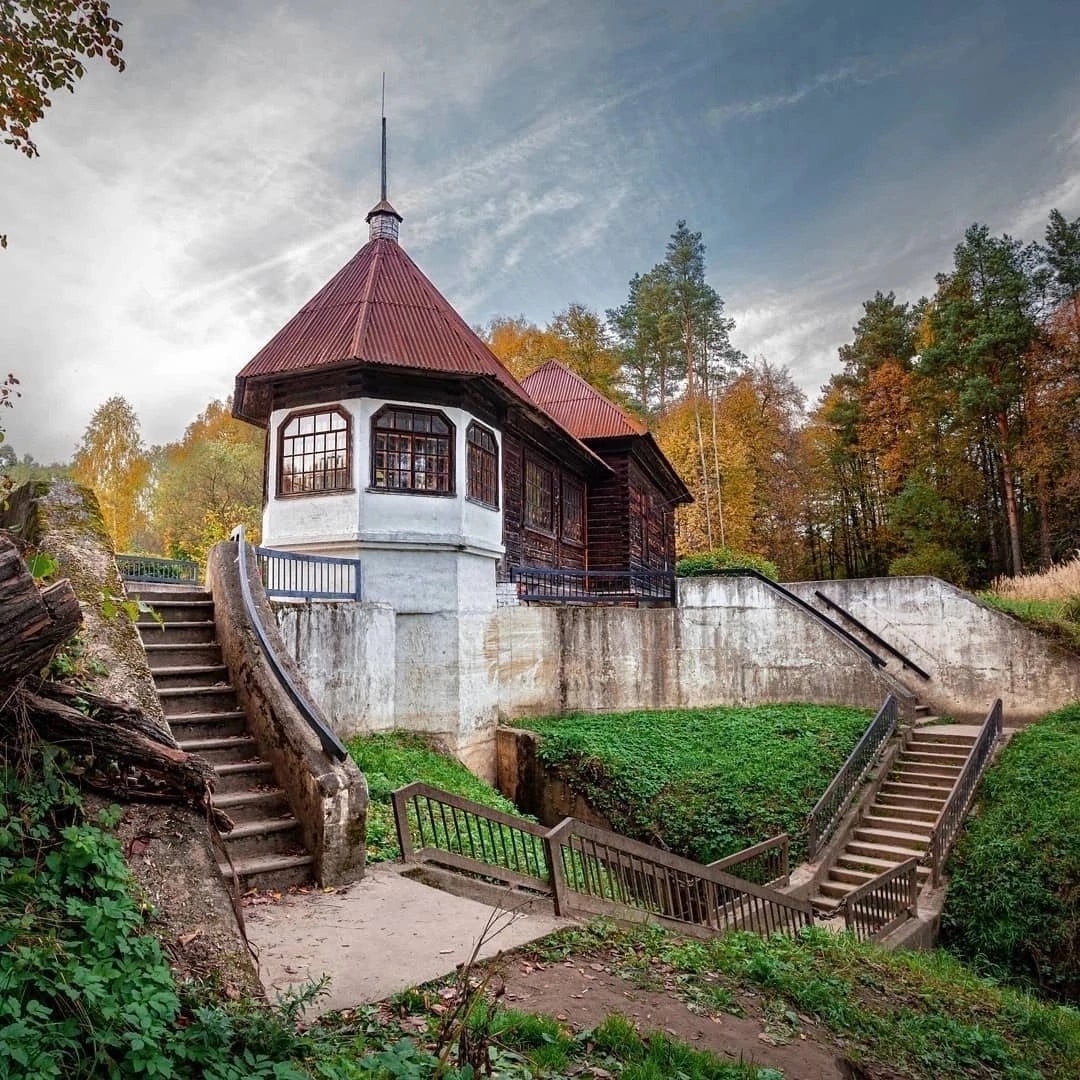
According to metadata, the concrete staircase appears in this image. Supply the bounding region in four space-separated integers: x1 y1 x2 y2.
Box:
134 586 315 891
809 726 977 916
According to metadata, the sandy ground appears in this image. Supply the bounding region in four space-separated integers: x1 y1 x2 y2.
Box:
243 864 568 1012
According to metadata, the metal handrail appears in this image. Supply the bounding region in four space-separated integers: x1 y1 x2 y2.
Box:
926 699 1003 885
254 545 362 601
509 564 676 603
709 569 886 668
709 833 789 887
231 526 348 762
117 553 200 585
814 590 931 680
840 857 919 940
806 695 899 859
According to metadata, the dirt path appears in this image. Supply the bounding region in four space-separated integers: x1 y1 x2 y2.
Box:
490 951 856 1079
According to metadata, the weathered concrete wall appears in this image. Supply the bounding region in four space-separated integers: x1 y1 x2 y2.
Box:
786 577 1080 721
275 600 396 737
209 543 368 884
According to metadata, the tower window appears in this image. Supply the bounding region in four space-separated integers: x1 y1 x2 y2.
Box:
371 406 454 494
278 407 351 496
466 422 499 509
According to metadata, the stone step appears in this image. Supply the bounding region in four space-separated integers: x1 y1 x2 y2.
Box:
853 827 929 851
909 732 977 749
818 878 860 900
221 817 305 861
846 837 928 862
871 798 939 823
879 779 950 800
861 813 933 837
138 599 216 624
131 588 211 604
151 664 230 689
219 852 315 893
214 788 292 825
176 735 260 765
890 768 956 790
875 791 945 815
142 642 223 668
214 760 276 794
895 757 963 778
138 620 217 645
168 711 247 741
830 865 877 886
836 851 930 878
902 748 970 766
158 685 238 717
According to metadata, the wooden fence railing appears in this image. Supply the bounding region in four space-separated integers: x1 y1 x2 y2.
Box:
391 783 814 939
709 833 789 887
841 857 919 940
927 698 1003 885
806 695 899 859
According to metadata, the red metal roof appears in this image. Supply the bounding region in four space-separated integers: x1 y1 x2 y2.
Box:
521 360 647 439
236 238 524 397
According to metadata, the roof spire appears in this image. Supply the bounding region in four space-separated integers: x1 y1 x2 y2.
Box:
366 73 403 242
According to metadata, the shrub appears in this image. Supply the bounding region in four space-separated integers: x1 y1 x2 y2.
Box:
888 544 969 585
941 703 1080 999
676 547 780 581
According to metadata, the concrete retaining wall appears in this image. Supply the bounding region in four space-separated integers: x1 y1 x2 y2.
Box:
786 577 1080 721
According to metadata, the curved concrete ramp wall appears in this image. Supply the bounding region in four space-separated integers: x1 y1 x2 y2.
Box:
787 577 1080 721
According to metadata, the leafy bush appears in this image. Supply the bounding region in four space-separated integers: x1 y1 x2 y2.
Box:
675 547 780 581
889 544 969 585
348 731 523 862
518 704 871 862
941 703 1080 999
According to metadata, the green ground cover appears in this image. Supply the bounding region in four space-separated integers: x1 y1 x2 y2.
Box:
941 702 1080 1000
978 594 1080 651
520 920 1080 1080
348 732 524 863
517 704 871 862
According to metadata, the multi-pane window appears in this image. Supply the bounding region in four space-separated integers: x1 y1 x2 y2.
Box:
371 406 453 493
561 478 585 543
466 422 499 508
278 408 351 495
524 458 554 532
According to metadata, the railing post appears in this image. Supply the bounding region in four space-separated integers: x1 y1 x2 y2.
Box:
543 818 574 917
393 787 417 863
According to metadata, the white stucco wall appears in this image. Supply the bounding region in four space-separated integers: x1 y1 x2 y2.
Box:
262 396 504 562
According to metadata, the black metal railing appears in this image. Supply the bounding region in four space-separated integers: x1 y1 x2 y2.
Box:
806 695 899 860
814 591 931 680
231 527 348 762
927 698 1003 885
508 565 676 604
254 545 362 601
841 857 919 940
116 553 200 585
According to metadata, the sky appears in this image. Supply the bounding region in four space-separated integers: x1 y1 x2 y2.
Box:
2 0 1079 463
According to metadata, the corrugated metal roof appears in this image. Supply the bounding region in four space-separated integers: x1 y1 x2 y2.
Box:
521 360 647 439
236 239 524 396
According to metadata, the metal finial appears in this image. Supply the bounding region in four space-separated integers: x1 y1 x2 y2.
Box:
380 73 387 202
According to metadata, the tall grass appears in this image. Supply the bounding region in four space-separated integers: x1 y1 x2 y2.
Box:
991 553 1080 602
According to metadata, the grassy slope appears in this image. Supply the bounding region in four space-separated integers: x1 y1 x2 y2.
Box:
348 731 523 862
941 702 1080 999
516 921 1080 1080
978 594 1080 652
517 704 871 862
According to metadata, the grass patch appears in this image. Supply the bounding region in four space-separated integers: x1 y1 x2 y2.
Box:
348 731 524 863
978 593 1080 652
941 702 1080 1000
516 704 871 862
525 920 1080 1079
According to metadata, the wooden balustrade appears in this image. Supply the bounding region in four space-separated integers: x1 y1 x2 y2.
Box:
841 858 919 940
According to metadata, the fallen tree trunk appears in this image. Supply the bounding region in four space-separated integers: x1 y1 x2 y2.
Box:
0 537 82 686
0 535 229 826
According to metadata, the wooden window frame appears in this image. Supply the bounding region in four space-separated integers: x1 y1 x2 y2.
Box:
560 476 586 546
276 406 352 498
523 456 555 534
370 405 455 496
466 422 499 509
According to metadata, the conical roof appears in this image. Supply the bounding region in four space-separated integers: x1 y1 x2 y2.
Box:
234 236 529 425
